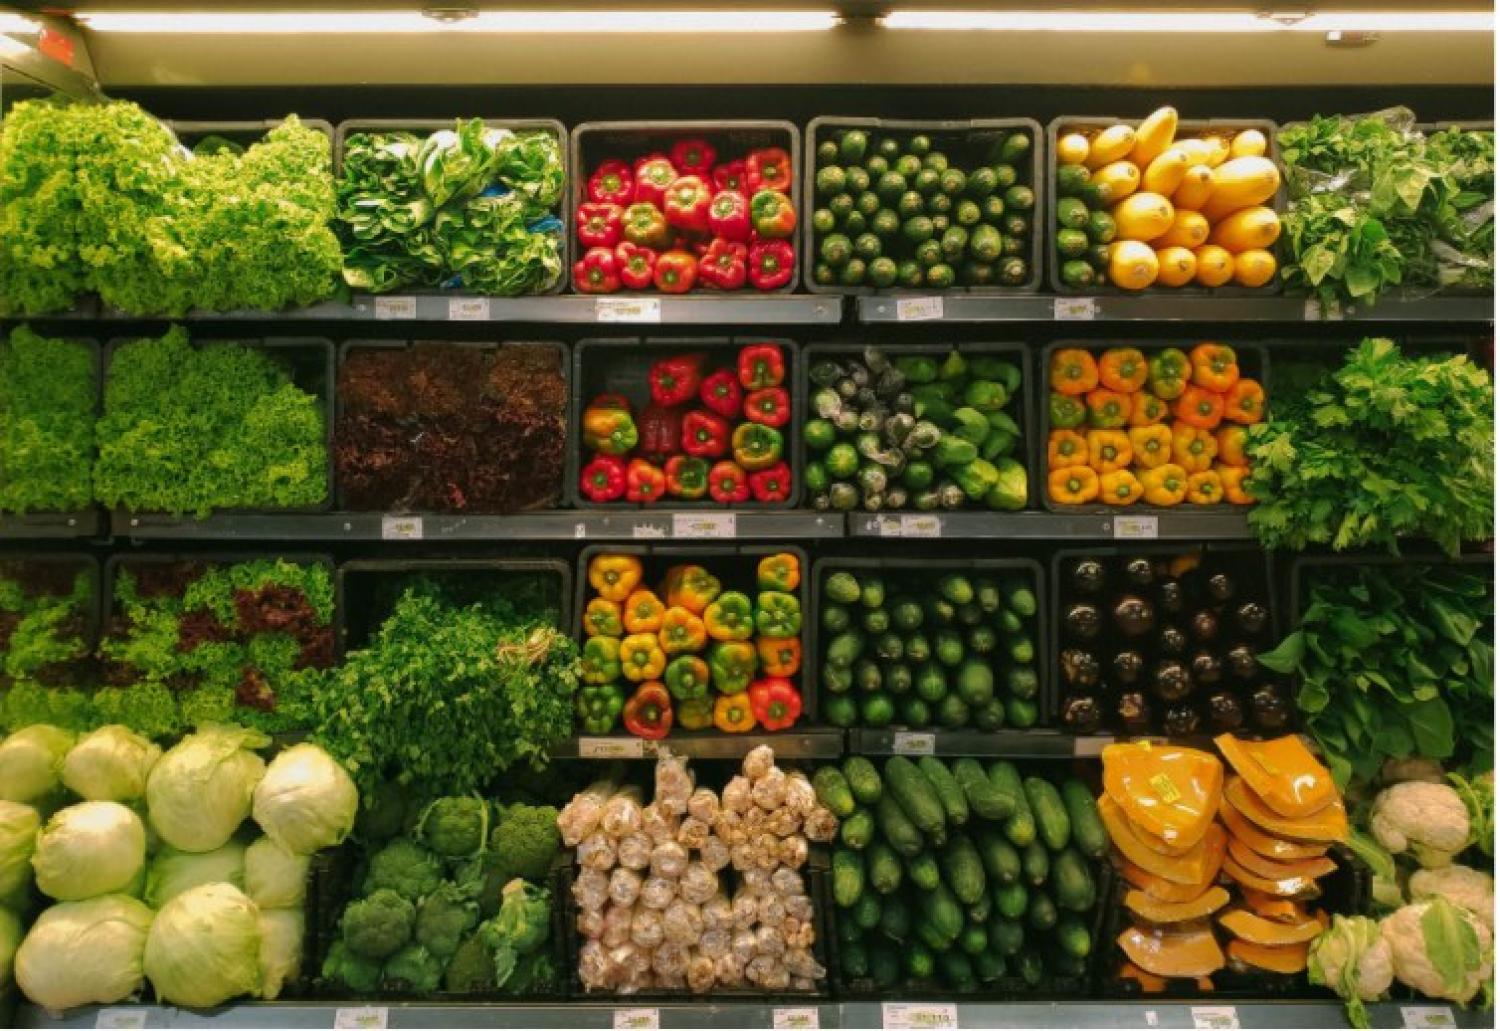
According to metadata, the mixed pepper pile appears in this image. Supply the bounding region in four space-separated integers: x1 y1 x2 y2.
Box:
579 345 792 506
573 138 798 294
1046 344 1265 508
577 552 806 737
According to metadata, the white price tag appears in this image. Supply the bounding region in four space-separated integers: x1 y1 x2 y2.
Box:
899 514 943 537
672 512 737 539
892 731 936 756
381 515 424 540
94 1010 148 1030
882 1002 958 1030
1190 1006 1240 1030
1054 296 1098 320
575 522 588 539
334 1007 390 1030
1073 736 1109 758
373 295 416 320
614 1008 661 1030
1303 297 1343 321
774 1008 821 1030
578 737 645 759
895 296 945 321
1144 1011 1159 1028
632 522 667 539
1402 1006 1457 1028
597 297 662 323
447 296 490 321
1114 514 1159 540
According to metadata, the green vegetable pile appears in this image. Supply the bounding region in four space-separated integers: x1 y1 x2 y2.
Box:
818 756 1103 993
337 119 565 296
819 567 1040 731
0 100 339 317
0 327 95 514
1279 109 1494 308
805 347 1028 513
1246 338 1493 555
0 560 92 691
1260 562 1493 787
95 327 329 516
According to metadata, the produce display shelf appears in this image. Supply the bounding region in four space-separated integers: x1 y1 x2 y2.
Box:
0 511 104 539
847 510 1254 540
849 728 1113 758
853 293 1496 324
553 729 845 760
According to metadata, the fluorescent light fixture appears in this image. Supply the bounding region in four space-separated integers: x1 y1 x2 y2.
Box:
882 9 1493 31
0 12 37 34
80 9 839 33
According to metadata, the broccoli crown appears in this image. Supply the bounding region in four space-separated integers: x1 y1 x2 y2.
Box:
341 887 415 961
505 949 558 996
416 880 480 959
487 804 561 883
419 796 491 858
363 838 444 901
357 780 408 842
322 940 383 992
443 933 498 993
381 942 444 994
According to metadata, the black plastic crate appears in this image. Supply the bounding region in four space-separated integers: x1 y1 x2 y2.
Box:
166 118 336 153
569 120 802 295
1046 115 1284 296
570 338 802 509
809 555 1049 732
0 551 101 685
334 339 571 514
801 116 1044 296
800 341 1039 513
102 335 336 516
0 334 101 521
1037 341 1271 516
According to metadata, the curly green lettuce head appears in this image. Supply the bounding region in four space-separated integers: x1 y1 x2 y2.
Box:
417 795 491 859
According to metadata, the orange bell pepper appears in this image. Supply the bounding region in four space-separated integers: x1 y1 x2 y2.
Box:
1189 343 1240 391
756 552 801 592
756 636 802 677
1139 463 1188 506
1223 378 1266 425
1128 425 1173 469
622 589 665 634
589 553 642 602
583 597 623 638
1049 348 1099 396
1215 424 1249 467
1128 392 1169 427
1171 421 1218 472
659 606 708 656
1187 469 1225 505
1217 464 1253 505
1086 388 1131 429
1048 466 1099 505
1048 429 1089 470
1174 384 1225 430
713 691 757 733
1086 429 1133 474
1099 469 1144 506
1098 347 1149 393
663 564 722 615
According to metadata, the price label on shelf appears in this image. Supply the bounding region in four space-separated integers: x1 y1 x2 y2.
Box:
334 1007 390 1030
373 295 416 320
614 1008 661 1030
597 297 662 323
1190 1006 1240 1030
1401 1006 1457 1028
380 515 424 541
773 1008 821 1030
632 521 668 539
1303 297 1344 321
94 1010 148 1030
899 514 943 537
447 296 490 321
892 731 936 756
1054 296 1098 320
578 737 646 759
673 512 737 538
895 296 944 321
1113 515 1159 540
881 1002 958 1029
1073 736 1109 758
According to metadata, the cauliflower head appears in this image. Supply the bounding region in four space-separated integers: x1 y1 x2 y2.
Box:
363 838 444 900
415 880 480 958
1410 866 1495 932
1309 914 1394 1028
1381 898 1493 1005
341 887 415 960
418 796 491 859
1371 781 1471 869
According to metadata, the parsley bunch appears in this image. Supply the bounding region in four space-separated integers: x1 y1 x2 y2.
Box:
0 327 96 513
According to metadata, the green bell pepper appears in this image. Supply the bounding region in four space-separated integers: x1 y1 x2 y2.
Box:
933 435 978 468
962 379 1008 412
754 591 803 637
581 636 622 685
984 457 1028 511
954 458 1001 501
665 655 711 702
576 683 625 734
1049 392 1086 429
704 591 755 642
1148 348 1190 400
950 407 990 445
708 640 758 694
677 696 714 732
894 356 938 384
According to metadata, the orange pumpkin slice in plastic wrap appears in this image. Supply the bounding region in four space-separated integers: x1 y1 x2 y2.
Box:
1118 924 1226 978
1215 733 1336 819
1226 938 1310 975
1224 775 1347 844
1126 885 1231 925
1222 852 1322 899
1100 795 1228 885
1103 742 1223 849
1238 888 1311 923
1219 795 1331 861
1119 962 1169 993
1218 907 1326 946
1120 859 1221 903
1227 837 1337 881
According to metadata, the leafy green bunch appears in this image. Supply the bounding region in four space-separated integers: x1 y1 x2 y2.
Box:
0 566 92 683
337 119 564 296
0 327 96 513
94 327 328 516
1246 338 1493 555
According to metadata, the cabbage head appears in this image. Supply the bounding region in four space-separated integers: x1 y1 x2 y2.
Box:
144 840 246 909
0 801 40 898
0 725 73 803
33 801 146 901
144 882 262 1008
62 725 161 802
257 907 304 1000
244 836 309 909
0 906 20 988
146 724 268 853
15 895 153 1010
251 743 357 856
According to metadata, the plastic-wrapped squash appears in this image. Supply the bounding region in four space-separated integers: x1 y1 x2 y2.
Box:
1100 795 1228 886
1227 838 1337 881
1120 859 1220 903
1218 907 1326 946
1226 938 1309 974
1222 853 1322 899
1118 924 1225 978
1224 776 1347 844
1219 796 1330 861
1215 734 1335 819
1237 888 1308 924
1126 886 1231 925
1103 742 1223 849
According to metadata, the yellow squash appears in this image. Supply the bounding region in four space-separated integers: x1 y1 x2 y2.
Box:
1172 166 1215 211
1201 156 1281 220
1158 210 1211 249
1092 160 1142 203
1130 106 1179 166
1230 128 1268 158
1155 247 1197 287
1118 925 1226 979
1143 147 1192 196
1208 206 1282 253
1087 124 1139 170
1114 192 1176 242
1193 245 1234 287
1108 241 1159 290
1234 249 1278 288
1058 132 1092 165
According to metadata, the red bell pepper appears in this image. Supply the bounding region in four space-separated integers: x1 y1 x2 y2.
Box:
737 343 785 390
623 681 673 739
708 461 750 503
748 461 793 503
633 154 677 207
712 160 748 193
699 239 748 291
669 138 717 177
750 190 797 239
625 459 667 503
748 676 802 731
663 176 712 234
708 190 750 243
746 147 793 193
588 159 634 205
654 250 699 294
615 242 656 290
748 240 795 291
743 386 791 427
637 404 684 460
573 246 620 294
665 455 709 500
579 454 628 502
576 202 623 248
699 369 743 420
681 410 730 458
622 203 671 250
649 354 706 408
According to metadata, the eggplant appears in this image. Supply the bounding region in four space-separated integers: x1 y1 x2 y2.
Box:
1070 559 1107 597
1189 650 1223 687
1116 691 1153 737
1158 625 1188 657
1157 579 1184 616
1064 602 1104 642
1205 690 1245 733
1163 703 1202 736
1061 694 1103 734
1060 648 1101 690
1123 557 1155 588
1249 684 1292 731
1224 643 1258 681
1235 601 1269 637
1112 595 1156 637
1151 659 1192 702
1206 572 1235 603
1111 650 1145 686
1189 610 1219 644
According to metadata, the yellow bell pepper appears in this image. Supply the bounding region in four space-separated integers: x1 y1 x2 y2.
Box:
1127 392 1169 427
1187 469 1225 505
658 606 707 656
714 692 757 733
756 553 801 593
1048 429 1089 470
1217 464 1253 505
589 553 642 603
1215 424 1249 467
1086 429 1133 474
1099 469 1144 506
583 597 623 638
1140 463 1188 506
663 564 722 615
1170 421 1217 473
622 589 665 634
620 632 667 682
1128 425 1173 470
1048 466 1099 505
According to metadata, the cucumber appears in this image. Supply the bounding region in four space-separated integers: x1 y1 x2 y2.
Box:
813 767 857 818
987 916 1026 956
907 851 942 891
843 756 883 805
959 923 989 956
1021 839 1049 887
988 761 1035 846
1061 779 1108 859
832 847 865 907
841 807 876 850
852 889 883 929
939 950 976 991
880 891 911 941
885 755 947 840
1000 575 1037 618
870 943 902 989
953 757 1013 820
837 910 863 945
1025 891 1057 932
993 881 1028 920
906 941 936 979
1015 947 1043 986
917 756 970 827
1024 776 1072 852
1056 914 1093 959
941 833 988 905
868 841 905 895
840 938 870 979
875 794 925 858
967 891 992 924
976 829 1021 885
1050 847 1097 913
973 948 1007 983
1055 953 1090 978
924 883 965 945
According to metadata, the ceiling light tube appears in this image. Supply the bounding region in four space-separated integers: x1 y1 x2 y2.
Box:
80 9 840 33
0 13 38 34
881 9 1493 32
